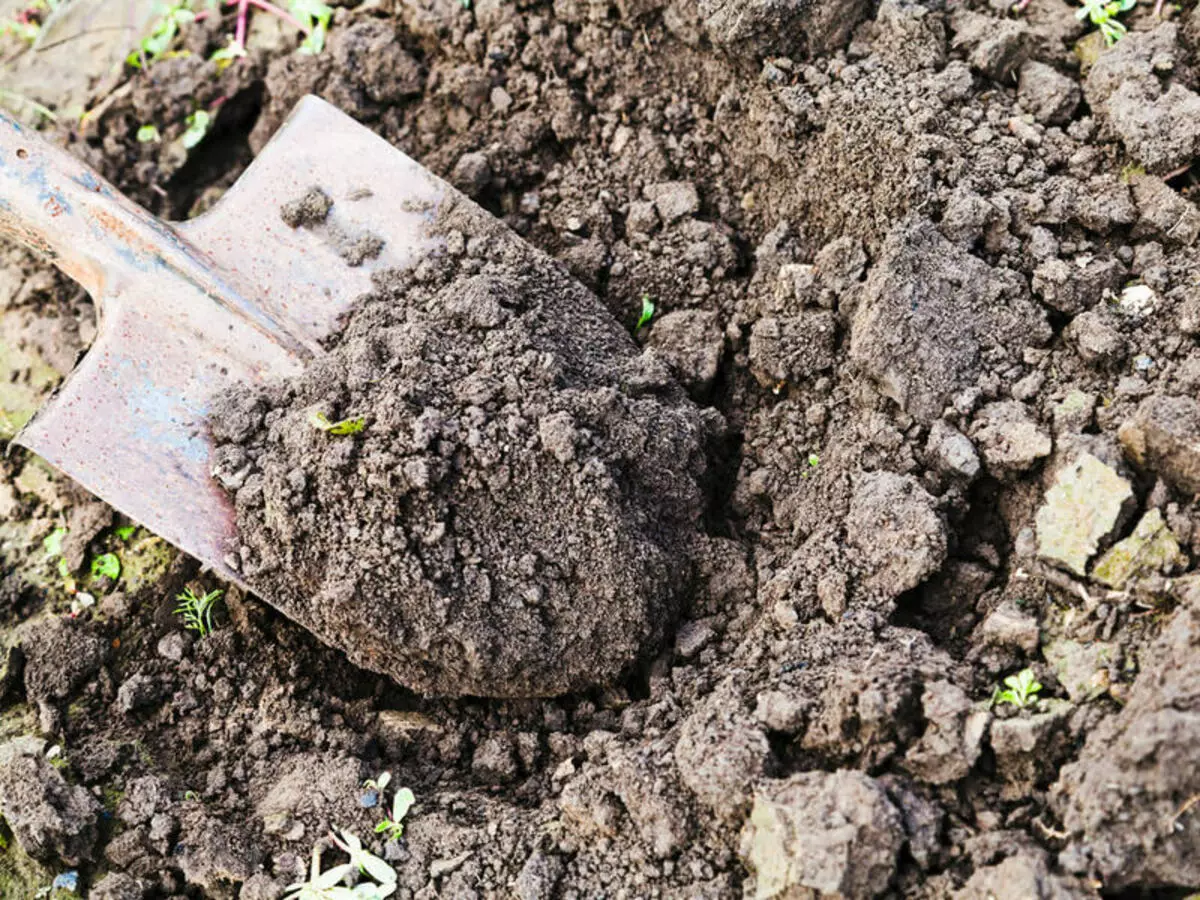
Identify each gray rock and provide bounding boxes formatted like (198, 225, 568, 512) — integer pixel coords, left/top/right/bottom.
(1035, 453, 1135, 576)
(926, 420, 981, 480)
(674, 618, 716, 659)
(748, 313, 837, 386)
(0, 737, 101, 865)
(644, 310, 724, 394)
(970, 401, 1052, 479)
(740, 770, 904, 899)
(1118, 394, 1200, 493)
(1091, 507, 1188, 589)
(846, 471, 947, 600)
(643, 181, 699, 223)
(1053, 390, 1096, 435)
(1017, 61, 1081, 125)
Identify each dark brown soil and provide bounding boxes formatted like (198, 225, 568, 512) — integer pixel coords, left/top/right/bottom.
(3, 0, 1200, 897)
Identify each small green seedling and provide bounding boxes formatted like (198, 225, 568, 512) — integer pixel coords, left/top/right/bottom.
(181, 109, 211, 150)
(291, 0, 333, 54)
(174, 586, 223, 638)
(309, 410, 366, 436)
(374, 787, 415, 842)
(993, 667, 1043, 709)
(127, 0, 196, 68)
(90, 552, 121, 581)
(363, 771, 392, 793)
(116, 525, 137, 540)
(636, 293, 656, 329)
(137, 124, 161, 143)
(1076, 0, 1136, 45)
(330, 828, 396, 884)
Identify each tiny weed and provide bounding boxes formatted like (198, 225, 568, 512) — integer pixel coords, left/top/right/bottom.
(1076, 0, 1136, 45)
(127, 0, 196, 68)
(137, 124, 161, 143)
(174, 586, 223, 638)
(116, 524, 137, 540)
(801, 453, 820, 479)
(90, 552, 121, 581)
(285, 830, 397, 899)
(993, 667, 1043, 709)
(636, 293, 656, 329)
(181, 109, 211, 150)
(374, 787, 415, 842)
(309, 410, 366, 436)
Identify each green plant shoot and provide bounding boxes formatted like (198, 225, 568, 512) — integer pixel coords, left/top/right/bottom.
(291, 0, 333, 54)
(174, 586, 223, 638)
(90, 553, 121, 580)
(181, 109, 211, 150)
(993, 667, 1043, 709)
(127, 0, 196, 68)
(137, 124, 161, 143)
(1076, 0, 1136, 45)
(374, 787, 415, 842)
(636, 294, 656, 329)
(309, 410, 366, 435)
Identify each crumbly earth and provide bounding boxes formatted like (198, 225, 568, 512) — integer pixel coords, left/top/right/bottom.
(211, 197, 716, 698)
(2, 0, 1200, 897)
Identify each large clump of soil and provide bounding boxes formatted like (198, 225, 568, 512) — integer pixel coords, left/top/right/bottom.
(210, 199, 717, 698)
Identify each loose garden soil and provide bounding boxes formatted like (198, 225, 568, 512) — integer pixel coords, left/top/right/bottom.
(3, 0, 1200, 897)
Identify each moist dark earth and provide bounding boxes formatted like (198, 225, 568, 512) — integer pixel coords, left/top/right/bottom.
(3, 0, 1200, 897)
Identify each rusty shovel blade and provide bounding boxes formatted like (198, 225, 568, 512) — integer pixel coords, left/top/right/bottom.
(0, 96, 449, 584)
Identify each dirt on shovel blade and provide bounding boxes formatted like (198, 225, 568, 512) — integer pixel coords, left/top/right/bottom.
(4, 0, 1200, 896)
(211, 193, 717, 699)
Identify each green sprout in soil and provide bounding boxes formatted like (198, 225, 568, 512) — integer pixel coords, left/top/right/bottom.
(182, 109, 212, 150)
(127, 0, 196, 68)
(137, 124, 161, 144)
(1076, 0, 1136, 45)
(309, 410, 366, 436)
(90, 552, 121, 581)
(116, 524, 137, 541)
(374, 786, 415, 842)
(993, 667, 1043, 709)
(636, 293, 656, 330)
(129, 0, 332, 71)
(174, 586, 223, 638)
(285, 830, 397, 900)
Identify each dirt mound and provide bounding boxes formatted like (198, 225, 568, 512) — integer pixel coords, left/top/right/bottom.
(212, 197, 716, 698)
(6, 0, 1200, 895)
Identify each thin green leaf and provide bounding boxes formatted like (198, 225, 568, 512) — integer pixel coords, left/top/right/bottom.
(90, 552, 121, 580)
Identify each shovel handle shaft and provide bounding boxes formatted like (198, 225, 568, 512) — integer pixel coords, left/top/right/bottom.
(0, 112, 319, 359)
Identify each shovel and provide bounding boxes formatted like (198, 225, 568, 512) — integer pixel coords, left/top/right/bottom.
(0, 95, 450, 585)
